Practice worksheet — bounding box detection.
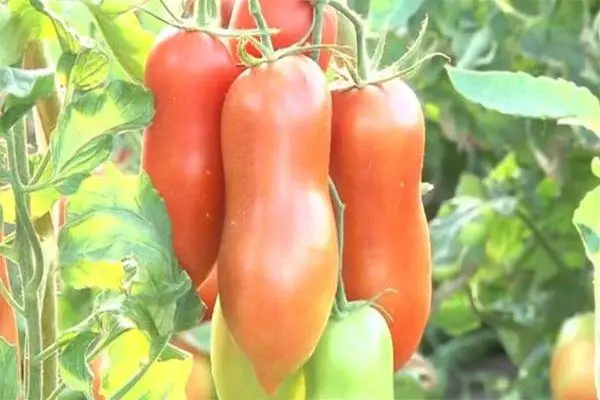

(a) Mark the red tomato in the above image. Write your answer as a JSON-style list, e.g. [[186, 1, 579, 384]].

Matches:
[[550, 312, 596, 400], [197, 265, 218, 321], [329, 79, 432, 371], [142, 30, 240, 289], [218, 55, 338, 393], [228, 0, 338, 71]]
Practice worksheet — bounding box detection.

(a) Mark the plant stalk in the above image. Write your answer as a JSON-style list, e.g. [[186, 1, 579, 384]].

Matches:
[[329, 0, 369, 82], [23, 39, 61, 400], [311, 0, 326, 62], [249, 0, 274, 54], [7, 121, 44, 400]]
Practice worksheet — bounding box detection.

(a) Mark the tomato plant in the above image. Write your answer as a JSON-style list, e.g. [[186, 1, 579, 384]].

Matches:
[[142, 27, 239, 289], [5, 0, 600, 399]]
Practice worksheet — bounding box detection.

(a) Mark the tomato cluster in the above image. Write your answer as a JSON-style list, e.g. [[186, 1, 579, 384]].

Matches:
[[140, 0, 432, 398]]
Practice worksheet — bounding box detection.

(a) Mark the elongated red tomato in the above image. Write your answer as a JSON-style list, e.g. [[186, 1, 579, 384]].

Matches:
[[228, 0, 338, 71], [218, 54, 338, 393], [330, 79, 432, 371], [142, 30, 240, 288]]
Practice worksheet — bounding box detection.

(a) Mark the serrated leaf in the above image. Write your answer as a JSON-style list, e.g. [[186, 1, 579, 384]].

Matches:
[[0, 186, 59, 223], [59, 166, 200, 336], [84, 1, 154, 84], [102, 329, 191, 399], [43, 80, 153, 192], [59, 332, 97, 398], [0, 339, 18, 400], [446, 66, 600, 134], [0, 66, 55, 133], [69, 47, 111, 92]]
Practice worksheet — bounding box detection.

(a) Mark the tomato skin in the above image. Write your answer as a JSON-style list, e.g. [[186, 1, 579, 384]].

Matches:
[[550, 312, 596, 400], [142, 30, 240, 289], [220, 0, 235, 26], [304, 305, 395, 400], [228, 0, 338, 71], [197, 265, 218, 321], [218, 54, 338, 392], [329, 80, 432, 371], [211, 298, 306, 400]]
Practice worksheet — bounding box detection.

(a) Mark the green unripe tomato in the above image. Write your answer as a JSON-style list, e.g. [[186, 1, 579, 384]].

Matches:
[[304, 304, 395, 400]]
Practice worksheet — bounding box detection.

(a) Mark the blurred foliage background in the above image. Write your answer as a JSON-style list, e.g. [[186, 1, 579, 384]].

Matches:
[[6, 0, 599, 398]]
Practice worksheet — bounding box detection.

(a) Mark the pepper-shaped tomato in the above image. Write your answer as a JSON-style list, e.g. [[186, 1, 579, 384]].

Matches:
[[330, 79, 432, 371], [550, 312, 596, 400], [304, 304, 395, 400], [218, 54, 338, 393], [228, 0, 338, 71], [211, 298, 306, 400], [142, 30, 240, 289]]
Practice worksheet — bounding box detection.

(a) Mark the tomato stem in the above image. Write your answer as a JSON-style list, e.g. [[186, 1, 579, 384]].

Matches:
[[249, 0, 274, 54], [328, 0, 368, 82], [328, 178, 349, 313], [193, 0, 217, 27], [310, 0, 327, 62]]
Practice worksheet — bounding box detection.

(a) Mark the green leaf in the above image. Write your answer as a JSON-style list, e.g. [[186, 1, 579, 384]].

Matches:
[[574, 184, 600, 265], [0, 0, 54, 66], [69, 47, 111, 92], [446, 66, 600, 134], [84, 2, 154, 84], [0, 338, 18, 400], [59, 332, 97, 397], [432, 292, 482, 336], [0, 66, 55, 133], [102, 329, 192, 399], [44, 80, 153, 193], [368, 0, 426, 29], [59, 166, 200, 336]]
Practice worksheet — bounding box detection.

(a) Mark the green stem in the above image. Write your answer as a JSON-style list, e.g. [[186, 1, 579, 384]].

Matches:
[[7, 122, 44, 400], [329, 0, 369, 82], [23, 40, 61, 399], [0, 277, 24, 315], [193, 0, 212, 26], [249, 0, 274, 54], [311, 0, 326, 62], [328, 178, 348, 312], [109, 335, 171, 400], [516, 208, 569, 271]]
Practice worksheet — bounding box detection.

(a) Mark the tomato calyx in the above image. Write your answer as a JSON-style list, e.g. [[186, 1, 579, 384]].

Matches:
[[135, 0, 279, 39], [233, 0, 347, 68], [324, 1, 449, 90]]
